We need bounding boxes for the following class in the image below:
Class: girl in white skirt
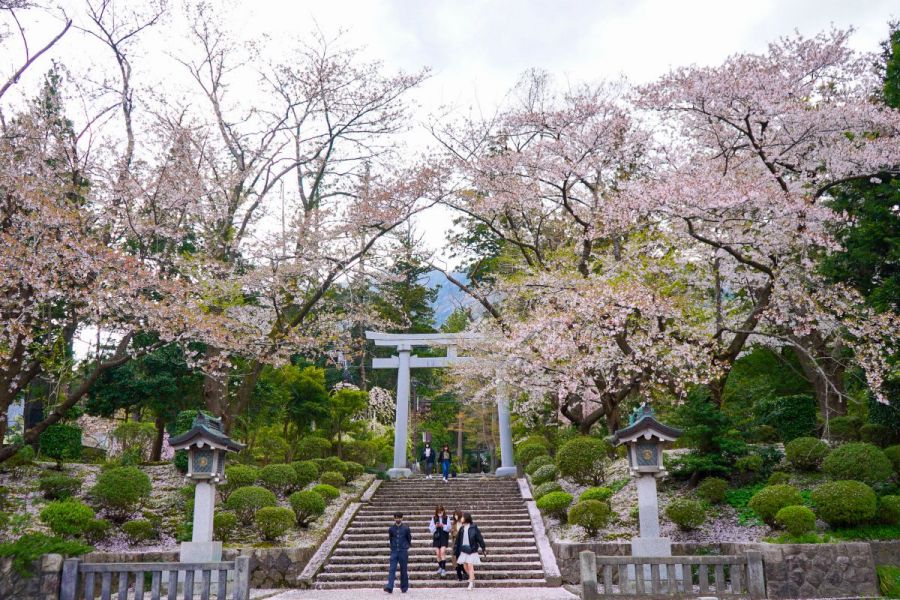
[452,512,486,590]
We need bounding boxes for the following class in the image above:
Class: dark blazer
[453,523,486,557]
[388,523,412,552]
[421,446,436,463]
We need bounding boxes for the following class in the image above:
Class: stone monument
[169,414,244,568]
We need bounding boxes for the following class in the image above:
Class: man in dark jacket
[384,511,412,593]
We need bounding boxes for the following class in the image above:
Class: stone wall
[553,541,881,599]
[0,553,63,600]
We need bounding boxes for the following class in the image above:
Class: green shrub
[320,471,346,488]
[744,424,779,444]
[828,416,862,442]
[291,461,319,488]
[38,473,81,500]
[342,440,378,466]
[224,486,278,524]
[748,485,803,524]
[39,500,95,537]
[296,436,332,460]
[121,519,156,543]
[735,454,763,473]
[0,533,91,576]
[885,445,900,473]
[536,491,573,521]
[860,423,893,448]
[91,467,151,519]
[760,394,818,443]
[519,434,551,450]
[39,424,83,465]
[774,505,816,536]
[768,472,791,486]
[83,519,111,544]
[531,464,558,486]
[311,484,340,502]
[258,464,299,495]
[878,495,900,525]
[556,437,611,485]
[822,443,892,484]
[811,480,877,526]
[877,565,900,599]
[665,498,706,530]
[321,457,346,475]
[213,511,238,542]
[8,445,35,467]
[223,465,259,496]
[568,500,611,536]
[580,487,614,503]
[533,481,563,501]
[526,455,554,475]
[289,490,326,526]
[516,443,548,466]
[696,478,728,504]
[255,506,295,541]
[342,461,364,480]
[785,437,830,471]
[111,421,156,461]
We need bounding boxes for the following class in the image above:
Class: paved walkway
[260,587,578,600]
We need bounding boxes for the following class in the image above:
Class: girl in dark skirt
[428,504,452,576]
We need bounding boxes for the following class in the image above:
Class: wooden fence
[580,551,766,599]
[59,557,250,600]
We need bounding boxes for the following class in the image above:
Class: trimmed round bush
[291,461,320,488]
[223,465,260,495]
[860,423,893,447]
[84,519,111,544]
[516,443,549,466]
[878,495,900,525]
[342,461,364,480]
[519,435,551,450]
[748,485,803,524]
[556,437,611,486]
[828,416,861,442]
[768,472,791,486]
[774,505,816,536]
[214,511,238,542]
[884,445,900,473]
[321,457,346,475]
[665,498,706,530]
[696,478,728,504]
[255,506,296,541]
[580,487,614,503]
[39,424,83,464]
[289,490,327,526]
[39,500,95,537]
[735,454,763,473]
[811,480,877,526]
[822,443,892,485]
[320,471,346,488]
[526,455,554,475]
[91,467,151,519]
[224,486,278,524]
[122,519,156,543]
[38,473,81,500]
[296,436,331,460]
[311,484,340,503]
[531,464,558,486]
[568,500,611,536]
[785,437,830,471]
[258,464,299,495]
[536,491,573,522]
[533,481,563,501]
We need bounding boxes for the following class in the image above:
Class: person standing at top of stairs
[439,445,452,482]
[384,512,412,594]
[421,443,436,479]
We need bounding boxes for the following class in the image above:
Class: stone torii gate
[366,331,516,479]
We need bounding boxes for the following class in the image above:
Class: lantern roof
[610,403,682,445]
[168,413,244,452]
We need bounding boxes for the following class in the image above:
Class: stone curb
[521,478,562,586]
[359,477,382,503]
[518,476,533,501]
[297,501,361,587]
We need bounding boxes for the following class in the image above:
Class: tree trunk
[793,338,847,420]
[150,414,165,462]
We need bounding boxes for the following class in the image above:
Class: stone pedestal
[628,474,676,588]
[180,481,224,590]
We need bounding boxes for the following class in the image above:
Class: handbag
[461,544,473,554]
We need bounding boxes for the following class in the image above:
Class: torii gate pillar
[391,344,413,478]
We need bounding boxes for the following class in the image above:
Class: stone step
[323,561,543,572]
[324,558,543,568]
[328,549,541,559]
[315,578,551,589]
[342,526,535,535]
[342,531,535,541]
[316,569,546,582]
[354,511,529,519]
[333,539,537,549]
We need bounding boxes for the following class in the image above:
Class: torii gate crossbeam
[366,331,516,479]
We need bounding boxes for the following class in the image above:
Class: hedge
[822,443,892,485]
[811,480,877,526]
[784,437,830,471]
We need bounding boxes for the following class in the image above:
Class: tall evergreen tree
[374,229,438,333]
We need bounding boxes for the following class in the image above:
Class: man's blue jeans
[441,460,450,479]
[386,548,409,591]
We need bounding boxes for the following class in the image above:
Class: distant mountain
[424,269,473,326]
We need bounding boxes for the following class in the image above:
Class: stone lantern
[169,414,244,567]
[610,403,681,571]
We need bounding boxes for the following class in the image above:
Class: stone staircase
[314,475,551,589]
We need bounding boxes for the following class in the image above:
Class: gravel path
[263,587,578,600]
